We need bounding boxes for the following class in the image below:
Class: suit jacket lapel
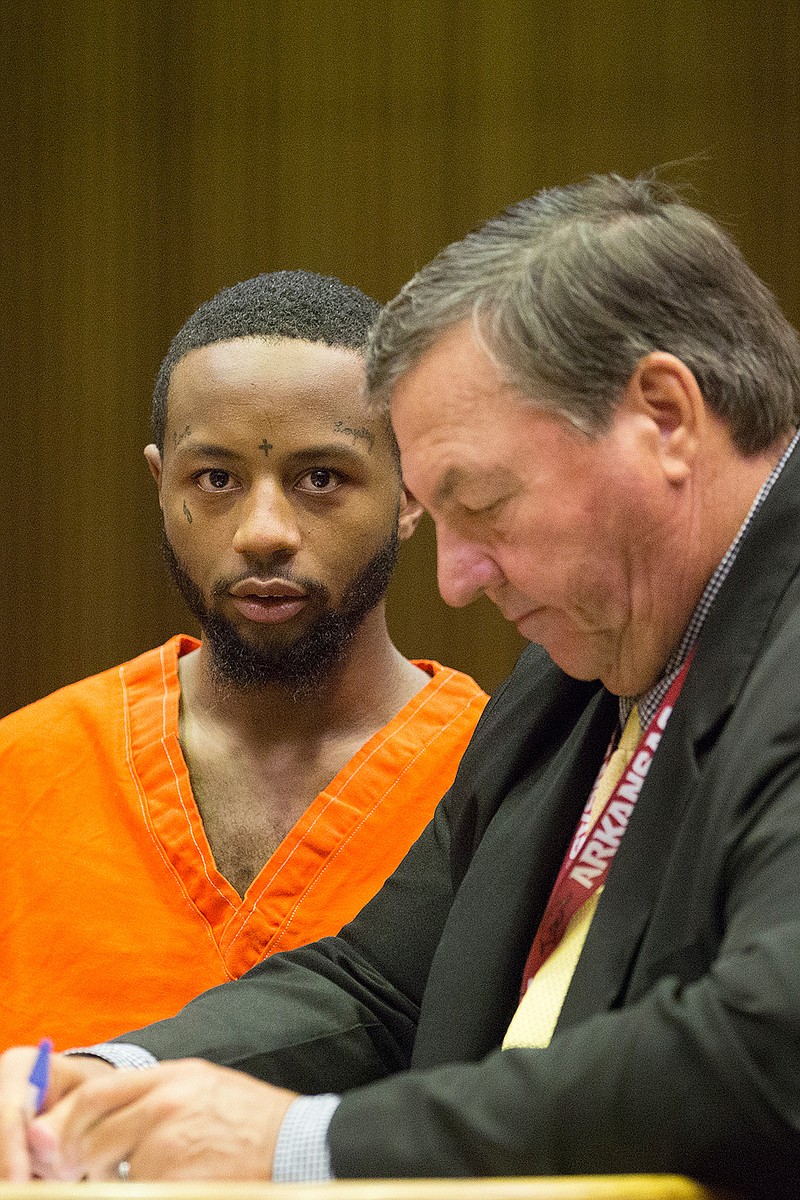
[413,683,616,1067]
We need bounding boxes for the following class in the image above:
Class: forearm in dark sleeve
[113,795,457,1094]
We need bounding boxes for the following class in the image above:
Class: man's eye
[296,468,342,494]
[195,469,237,492]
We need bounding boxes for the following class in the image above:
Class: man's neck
[173,609,431,896]
[177,607,428,748]
[611,430,796,699]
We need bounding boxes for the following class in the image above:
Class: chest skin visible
[182,727,369,898]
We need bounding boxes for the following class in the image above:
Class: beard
[162,527,399,697]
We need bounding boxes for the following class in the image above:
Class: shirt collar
[621,428,800,728]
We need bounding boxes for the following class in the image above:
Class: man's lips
[227,578,309,625]
[495,600,538,626]
[229,578,307,601]
[503,607,546,639]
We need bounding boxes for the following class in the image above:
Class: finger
[0,1100,32,1182]
[33,1068,161,1181]
[0,1047,40,1116]
[71,1093,158,1182]
[0,1047,43,1180]
[53,1063,215,1181]
[2,1047,110,1118]
[108,1067,297,1182]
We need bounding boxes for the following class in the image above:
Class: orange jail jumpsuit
[0,635,488,1049]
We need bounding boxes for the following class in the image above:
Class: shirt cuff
[64,1043,158,1070]
[272,1093,340,1182]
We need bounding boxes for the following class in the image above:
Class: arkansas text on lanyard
[519,650,695,994]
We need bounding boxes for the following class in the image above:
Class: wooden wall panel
[2,0,799,712]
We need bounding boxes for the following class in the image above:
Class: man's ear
[626,351,703,484]
[144,444,164,504]
[397,486,424,541]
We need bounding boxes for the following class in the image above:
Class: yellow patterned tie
[503,705,642,1050]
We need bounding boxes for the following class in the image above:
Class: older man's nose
[435,528,503,608]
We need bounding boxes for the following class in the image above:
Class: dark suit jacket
[126,446,800,1197]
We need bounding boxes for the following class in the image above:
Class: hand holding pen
[0,1040,56,1180]
[27,1038,52,1117]
[0,1040,112,1181]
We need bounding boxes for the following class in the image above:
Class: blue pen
[28,1038,52,1115]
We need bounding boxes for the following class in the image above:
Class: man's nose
[435,528,503,608]
[231,481,303,558]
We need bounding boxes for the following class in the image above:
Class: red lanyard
[520,650,695,993]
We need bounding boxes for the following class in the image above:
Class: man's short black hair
[152,270,382,451]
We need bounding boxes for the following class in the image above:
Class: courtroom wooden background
[2,0,799,714]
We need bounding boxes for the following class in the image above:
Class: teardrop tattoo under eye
[183,500,193,524]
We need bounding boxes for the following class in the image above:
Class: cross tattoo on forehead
[258,439,273,457]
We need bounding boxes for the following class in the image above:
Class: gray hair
[366,173,800,454]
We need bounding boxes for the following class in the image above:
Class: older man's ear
[398,487,424,541]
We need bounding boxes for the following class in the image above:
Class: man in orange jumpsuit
[0,270,488,1050]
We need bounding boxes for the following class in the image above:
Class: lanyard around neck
[520,648,695,993]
